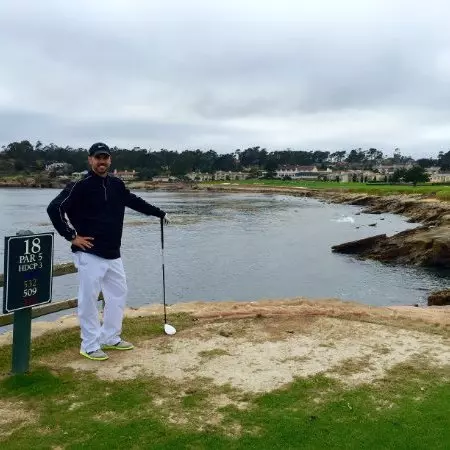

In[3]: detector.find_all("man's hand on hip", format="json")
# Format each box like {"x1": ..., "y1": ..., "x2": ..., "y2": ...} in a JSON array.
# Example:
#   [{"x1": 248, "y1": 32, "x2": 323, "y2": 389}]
[{"x1": 71, "y1": 235, "x2": 94, "y2": 250}]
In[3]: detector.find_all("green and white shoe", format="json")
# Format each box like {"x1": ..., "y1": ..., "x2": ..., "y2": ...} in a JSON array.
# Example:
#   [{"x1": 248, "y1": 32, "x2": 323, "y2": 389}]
[
  {"x1": 102, "y1": 340, "x2": 134, "y2": 351},
  {"x1": 80, "y1": 349, "x2": 109, "y2": 361}
]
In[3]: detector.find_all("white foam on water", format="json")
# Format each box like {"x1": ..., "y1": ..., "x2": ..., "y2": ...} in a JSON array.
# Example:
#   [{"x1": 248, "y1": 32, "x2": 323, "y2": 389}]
[{"x1": 334, "y1": 216, "x2": 355, "y2": 223}]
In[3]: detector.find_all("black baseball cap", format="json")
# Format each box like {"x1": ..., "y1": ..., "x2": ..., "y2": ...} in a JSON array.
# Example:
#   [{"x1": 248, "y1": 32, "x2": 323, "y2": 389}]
[{"x1": 89, "y1": 142, "x2": 111, "y2": 157}]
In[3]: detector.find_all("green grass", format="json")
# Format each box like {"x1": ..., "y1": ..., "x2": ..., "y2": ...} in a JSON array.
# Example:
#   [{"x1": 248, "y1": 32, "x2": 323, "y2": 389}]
[
  {"x1": 204, "y1": 179, "x2": 450, "y2": 199},
  {"x1": 1, "y1": 315, "x2": 450, "y2": 449},
  {"x1": 1, "y1": 364, "x2": 450, "y2": 449},
  {"x1": 436, "y1": 190, "x2": 450, "y2": 201}
]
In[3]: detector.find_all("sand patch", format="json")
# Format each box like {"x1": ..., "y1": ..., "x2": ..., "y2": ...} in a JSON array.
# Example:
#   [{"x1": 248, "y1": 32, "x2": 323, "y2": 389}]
[
  {"x1": 2, "y1": 298, "x2": 450, "y2": 347},
  {"x1": 0, "y1": 400, "x2": 38, "y2": 437},
  {"x1": 61, "y1": 314, "x2": 450, "y2": 393}
]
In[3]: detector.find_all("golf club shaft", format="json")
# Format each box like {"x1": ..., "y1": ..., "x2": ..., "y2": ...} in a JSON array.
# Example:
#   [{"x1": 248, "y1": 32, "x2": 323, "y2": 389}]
[{"x1": 160, "y1": 217, "x2": 167, "y2": 324}]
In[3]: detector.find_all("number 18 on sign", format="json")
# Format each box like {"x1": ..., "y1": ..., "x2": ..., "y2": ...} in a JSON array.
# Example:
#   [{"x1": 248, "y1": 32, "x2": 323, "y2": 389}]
[{"x1": 3, "y1": 233, "x2": 54, "y2": 314}]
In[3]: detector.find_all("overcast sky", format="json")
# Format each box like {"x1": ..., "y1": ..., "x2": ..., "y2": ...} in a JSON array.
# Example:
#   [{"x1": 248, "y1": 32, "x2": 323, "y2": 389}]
[{"x1": 1, "y1": 0, "x2": 450, "y2": 157}]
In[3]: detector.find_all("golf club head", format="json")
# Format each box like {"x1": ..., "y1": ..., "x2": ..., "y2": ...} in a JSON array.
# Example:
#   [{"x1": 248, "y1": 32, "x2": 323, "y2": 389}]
[{"x1": 164, "y1": 323, "x2": 176, "y2": 335}]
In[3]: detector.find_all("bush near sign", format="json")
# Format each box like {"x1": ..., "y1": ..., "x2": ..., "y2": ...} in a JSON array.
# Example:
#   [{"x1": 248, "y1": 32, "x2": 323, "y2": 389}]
[{"x1": 3, "y1": 232, "x2": 54, "y2": 314}]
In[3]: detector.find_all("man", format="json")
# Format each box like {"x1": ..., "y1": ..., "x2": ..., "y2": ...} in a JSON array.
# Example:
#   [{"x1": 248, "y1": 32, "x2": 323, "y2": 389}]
[{"x1": 47, "y1": 142, "x2": 169, "y2": 361}]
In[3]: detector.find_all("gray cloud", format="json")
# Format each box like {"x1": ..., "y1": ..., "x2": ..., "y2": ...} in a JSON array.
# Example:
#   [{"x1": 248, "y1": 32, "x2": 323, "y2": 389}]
[{"x1": 1, "y1": 0, "x2": 450, "y2": 156}]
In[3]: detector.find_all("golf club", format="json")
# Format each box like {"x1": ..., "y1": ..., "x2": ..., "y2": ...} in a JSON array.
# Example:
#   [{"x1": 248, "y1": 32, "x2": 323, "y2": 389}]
[{"x1": 160, "y1": 217, "x2": 176, "y2": 335}]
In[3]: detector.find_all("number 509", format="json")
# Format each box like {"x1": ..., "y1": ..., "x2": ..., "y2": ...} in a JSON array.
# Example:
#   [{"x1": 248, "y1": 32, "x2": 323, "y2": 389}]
[{"x1": 23, "y1": 287, "x2": 37, "y2": 297}]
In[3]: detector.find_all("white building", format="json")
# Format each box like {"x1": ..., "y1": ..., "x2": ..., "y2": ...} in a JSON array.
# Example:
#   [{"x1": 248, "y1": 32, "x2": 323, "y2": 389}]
[
  {"x1": 333, "y1": 170, "x2": 385, "y2": 183},
  {"x1": 152, "y1": 175, "x2": 172, "y2": 182},
  {"x1": 213, "y1": 171, "x2": 248, "y2": 181},
  {"x1": 112, "y1": 169, "x2": 138, "y2": 181},
  {"x1": 429, "y1": 173, "x2": 450, "y2": 183},
  {"x1": 186, "y1": 172, "x2": 213, "y2": 182},
  {"x1": 46, "y1": 162, "x2": 71, "y2": 172},
  {"x1": 426, "y1": 166, "x2": 442, "y2": 175},
  {"x1": 376, "y1": 162, "x2": 414, "y2": 174},
  {"x1": 275, "y1": 165, "x2": 332, "y2": 180}
]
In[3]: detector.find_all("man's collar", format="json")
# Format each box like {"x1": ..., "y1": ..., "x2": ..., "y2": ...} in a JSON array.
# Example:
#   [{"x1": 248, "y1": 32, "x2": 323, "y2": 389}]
[{"x1": 87, "y1": 170, "x2": 109, "y2": 179}]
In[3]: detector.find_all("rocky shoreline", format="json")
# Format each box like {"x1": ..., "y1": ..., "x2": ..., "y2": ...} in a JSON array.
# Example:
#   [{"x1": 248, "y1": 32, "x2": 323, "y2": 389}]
[
  {"x1": 0, "y1": 178, "x2": 66, "y2": 189},
  {"x1": 325, "y1": 192, "x2": 450, "y2": 268}
]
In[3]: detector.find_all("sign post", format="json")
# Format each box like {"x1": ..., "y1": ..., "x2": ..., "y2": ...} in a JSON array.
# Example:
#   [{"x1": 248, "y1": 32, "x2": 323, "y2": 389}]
[
  {"x1": 3, "y1": 231, "x2": 54, "y2": 374},
  {"x1": 12, "y1": 308, "x2": 32, "y2": 374}
]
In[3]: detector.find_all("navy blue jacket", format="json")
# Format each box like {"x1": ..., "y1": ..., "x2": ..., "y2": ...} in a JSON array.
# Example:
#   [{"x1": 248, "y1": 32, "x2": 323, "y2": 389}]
[{"x1": 47, "y1": 170, "x2": 166, "y2": 259}]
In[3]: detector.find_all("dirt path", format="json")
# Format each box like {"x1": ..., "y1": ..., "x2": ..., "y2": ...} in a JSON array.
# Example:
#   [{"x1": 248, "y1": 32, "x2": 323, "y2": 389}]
[
  {"x1": 3, "y1": 298, "x2": 449, "y2": 393},
  {"x1": 65, "y1": 313, "x2": 450, "y2": 392}
]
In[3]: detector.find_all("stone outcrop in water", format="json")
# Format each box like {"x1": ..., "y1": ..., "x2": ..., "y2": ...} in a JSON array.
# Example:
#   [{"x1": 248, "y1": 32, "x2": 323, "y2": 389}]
[
  {"x1": 332, "y1": 226, "x2": 450, "y2": 267},
  {"x1": 331, "y1": 234, "x2": 387, "y2": 254},
  {"x1": 325, "y1": 194, "x2": 450, "y2": 268},
  {"x1": 428, "y1": 289, "x2": 450, "y2": 306},
  {"x1": 365, "y1": 226, "x2": 450, "y2": 267}
]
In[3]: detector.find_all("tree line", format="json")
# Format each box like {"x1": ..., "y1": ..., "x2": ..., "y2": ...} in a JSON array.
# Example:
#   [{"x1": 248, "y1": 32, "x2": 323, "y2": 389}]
[{"x1": 1, "y1": 140, "x2": 450, "y2": 180}]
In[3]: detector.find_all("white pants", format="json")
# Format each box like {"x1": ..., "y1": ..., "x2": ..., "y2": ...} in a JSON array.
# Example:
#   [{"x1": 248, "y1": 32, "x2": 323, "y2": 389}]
[{"x1": 73, "y1": 252, "x2": 128, "y2": 353}]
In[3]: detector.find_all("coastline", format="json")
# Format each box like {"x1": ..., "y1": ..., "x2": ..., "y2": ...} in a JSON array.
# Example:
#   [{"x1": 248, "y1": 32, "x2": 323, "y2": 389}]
[
  {"x1": 1, "y1": 179, "x2": 448, "y2": 298},
  {"x1": 0, "y1": 178, "x2": 65, "y2": 189},
  {"x1": 2, "y1": 178, "x2": 449, "y2": 268}
]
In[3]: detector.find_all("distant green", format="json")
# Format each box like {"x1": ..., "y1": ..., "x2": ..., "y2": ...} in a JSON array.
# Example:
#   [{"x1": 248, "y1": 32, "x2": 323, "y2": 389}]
[{"x1": 206, "y1": 179, "x2": 450, "y2": 200}]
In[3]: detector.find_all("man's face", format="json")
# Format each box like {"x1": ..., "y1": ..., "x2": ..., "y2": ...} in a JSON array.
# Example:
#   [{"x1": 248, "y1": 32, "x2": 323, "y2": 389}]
[{"x1": 88, "y1": 153, "x2": 111, "y2": 176}]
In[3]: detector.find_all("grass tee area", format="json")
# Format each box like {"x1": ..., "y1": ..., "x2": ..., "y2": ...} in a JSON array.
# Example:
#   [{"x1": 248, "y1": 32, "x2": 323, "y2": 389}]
[
  {"x1": 1, "y1": 304, "x2": 450, "y2": 450},
  {"x1": 208, "y1": 179, "x2": 450, "y2": 200}
]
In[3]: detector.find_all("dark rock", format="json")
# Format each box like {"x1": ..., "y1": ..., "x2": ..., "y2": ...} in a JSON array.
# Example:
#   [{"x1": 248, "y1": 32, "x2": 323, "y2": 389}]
[
  {"x1": 427, "y1": 289, "x2": 450, "y2": 306},
  {"x1": 348, "y1": 196, "x2": 376, "y2": 206},
  {"x1": 332, "y1": 234, "x2": 388, "y2": 254},
  {"x1": 368, "y1": 223, "x2": 377, "y2": 227},
  {"x1": 364, "y1": 226, "x2": 450, "y2": 267}
]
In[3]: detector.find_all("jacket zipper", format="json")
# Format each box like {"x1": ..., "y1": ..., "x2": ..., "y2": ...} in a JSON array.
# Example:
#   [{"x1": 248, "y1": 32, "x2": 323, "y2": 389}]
[{"x1": 102, "y1": 179, "x2": 107, "y2": 201}]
